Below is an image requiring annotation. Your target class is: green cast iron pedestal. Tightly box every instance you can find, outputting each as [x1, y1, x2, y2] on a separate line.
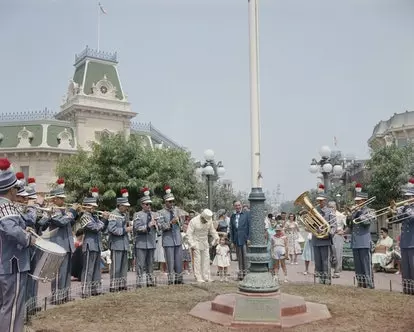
[239, 187, 280, 293]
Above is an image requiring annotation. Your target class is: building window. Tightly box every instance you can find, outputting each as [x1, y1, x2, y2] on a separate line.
[20, 166, 29, 180]
[397, 138, 407, 147]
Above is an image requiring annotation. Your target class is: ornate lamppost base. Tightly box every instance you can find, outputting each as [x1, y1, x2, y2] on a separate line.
[238, 187, 279, 293]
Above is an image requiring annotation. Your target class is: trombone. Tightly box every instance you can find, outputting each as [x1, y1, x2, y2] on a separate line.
[344, 196, 376, 217]
[386, 197, 414, 224]
[14, 202, 56, 214]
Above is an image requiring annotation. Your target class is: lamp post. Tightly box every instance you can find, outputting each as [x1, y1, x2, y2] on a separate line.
[195, 149, 226, 211]
[309, 145, 343, 192]
[238, 0, 279, 294]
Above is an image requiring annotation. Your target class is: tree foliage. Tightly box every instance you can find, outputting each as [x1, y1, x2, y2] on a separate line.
[56, 134, 200, 211]
[365, 144, 414, 209]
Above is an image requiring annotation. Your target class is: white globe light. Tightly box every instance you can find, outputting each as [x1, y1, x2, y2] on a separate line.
[203, 165, 214, 175]
[309, 164, 319, 174]
[217, 166, 226, 176]
[319, 145, 331, 158]
[333, 164, 343, 176]
[322, 162, 333, 173]
[195, 167, 203, 176]
[204, 149, 215, 161]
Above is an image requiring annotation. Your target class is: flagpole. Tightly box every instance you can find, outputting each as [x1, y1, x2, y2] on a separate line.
[97, 3, 101, 51]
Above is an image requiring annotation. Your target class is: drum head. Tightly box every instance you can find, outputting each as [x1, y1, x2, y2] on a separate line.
[35, 238, 67, 256]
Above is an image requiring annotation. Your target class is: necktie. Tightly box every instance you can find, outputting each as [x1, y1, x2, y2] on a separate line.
[170, 210, 174, 227]
[147, 212, 151, 232]
[235, 213, 240, 228]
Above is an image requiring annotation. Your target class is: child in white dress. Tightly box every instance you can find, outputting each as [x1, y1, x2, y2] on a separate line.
[213, 237, 231, 281]
[271, 225, 289, 283]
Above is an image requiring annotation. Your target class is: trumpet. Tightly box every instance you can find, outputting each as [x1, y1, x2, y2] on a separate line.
[97, 210, 125, 220]
[14, 202, 56, 214]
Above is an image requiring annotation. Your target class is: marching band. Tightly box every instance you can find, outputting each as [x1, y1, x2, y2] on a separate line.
[0, 156, 414, 332]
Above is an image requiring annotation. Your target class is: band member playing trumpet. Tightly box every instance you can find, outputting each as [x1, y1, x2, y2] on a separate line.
[158, 186, 184, 285]
[346, 191, 376, 289]
[80, 195, 108, 297]
[312, 193, 337, 285]
[0, 158, 36, 332]
[108, 189, 132, 292]
[389, 188, 414, 295]
[38, 179, 79, 304]
[133, 187, 158, 287]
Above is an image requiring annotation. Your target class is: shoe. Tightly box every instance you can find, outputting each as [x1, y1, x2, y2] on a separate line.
[224, 277, 228, 282]
[284, 278, 288, 283]
[332, 274, 340, 278]
[196, 280, 205, 283]
[303, 271, 308, 275]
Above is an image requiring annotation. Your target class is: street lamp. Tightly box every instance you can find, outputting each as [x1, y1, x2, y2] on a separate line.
[195, 149, 226, 211]
[309, 145, 343, 192]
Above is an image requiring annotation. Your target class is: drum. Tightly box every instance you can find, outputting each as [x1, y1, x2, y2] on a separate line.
[30, 237, 67, 282]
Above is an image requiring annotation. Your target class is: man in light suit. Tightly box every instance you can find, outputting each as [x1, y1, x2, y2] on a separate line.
[108, 190, 133, 292]
[229, 200, 251, 280]
[80, 196, 108, 297]
[346, 191, 376, 289]
[38, 183, 79, 304]
[133, 188, 158, 287]
[0, 158, 36, 332]
[312, 193, 337, 285]
[158, 186, 183, 285]
[186, 209, 219, 283]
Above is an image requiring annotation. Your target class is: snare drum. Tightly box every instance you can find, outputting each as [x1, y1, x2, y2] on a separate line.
[30, 237, 67, 282]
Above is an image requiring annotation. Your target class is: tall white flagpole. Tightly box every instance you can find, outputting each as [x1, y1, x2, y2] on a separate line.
[97, 3, 101, 51]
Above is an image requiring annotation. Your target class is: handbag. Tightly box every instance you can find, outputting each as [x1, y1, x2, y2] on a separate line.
[297, 233, 305, 243]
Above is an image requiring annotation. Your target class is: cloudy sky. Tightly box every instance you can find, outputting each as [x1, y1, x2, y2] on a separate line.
[1, 0, 414, 201]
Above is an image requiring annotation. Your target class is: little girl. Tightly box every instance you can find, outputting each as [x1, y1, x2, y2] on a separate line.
[213, 237, 231, 281]
[271, 225, 289, 283]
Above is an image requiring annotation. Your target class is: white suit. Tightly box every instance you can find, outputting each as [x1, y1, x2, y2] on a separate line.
[186, 213, 219, 282]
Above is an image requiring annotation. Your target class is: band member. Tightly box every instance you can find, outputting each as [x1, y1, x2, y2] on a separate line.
[38, 179, 79, 304]
[346, 191, 376, 289]
[0, 158, 36, 332]
[229, 200, 251, 280]
[108, 189, 132, 292]
[80, 195, 108, 297]
[186, 209, 219, 283]
[312, 193, 337, 285]
[24, 181, 44, 315]
[391, 189, 414, 295]
[133, 187, 158, 287]
[158, 186, 183, 285]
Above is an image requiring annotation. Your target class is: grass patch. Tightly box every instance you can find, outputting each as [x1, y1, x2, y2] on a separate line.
[29, 282, 414, 332]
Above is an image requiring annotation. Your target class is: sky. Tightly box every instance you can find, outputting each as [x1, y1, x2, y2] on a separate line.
[1, 0, 414, 201]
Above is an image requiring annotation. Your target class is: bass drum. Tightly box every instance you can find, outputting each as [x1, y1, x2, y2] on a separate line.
[30, 237, 67, 282]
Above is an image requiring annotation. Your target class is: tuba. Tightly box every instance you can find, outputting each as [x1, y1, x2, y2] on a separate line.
[294, 191, 331, 239]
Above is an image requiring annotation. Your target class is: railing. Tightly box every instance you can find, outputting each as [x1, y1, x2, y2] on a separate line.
[75, 46, 118, 65]
[130, 121, 183, 149]
[0, 108, 57, 122]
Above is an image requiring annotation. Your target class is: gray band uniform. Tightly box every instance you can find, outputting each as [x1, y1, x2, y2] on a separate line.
[312, 193, 337, 285]
[347, 192, 375, 289]
[80, 197, 107, 297]
[0, 166, 32, 332]
[158, 188, 183, 285]
[108, 197, 130, 291]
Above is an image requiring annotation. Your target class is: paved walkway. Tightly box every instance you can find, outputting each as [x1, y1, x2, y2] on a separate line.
[35, 260, 403, 303]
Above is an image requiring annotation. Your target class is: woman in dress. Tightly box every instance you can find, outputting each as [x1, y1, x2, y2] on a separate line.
[284, 213, 301, 264]
[301, 230, 314, 275]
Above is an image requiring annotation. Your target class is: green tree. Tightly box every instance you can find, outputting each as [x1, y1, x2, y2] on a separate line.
[365, 144, 414, 209]
[56, 133, 200, 211]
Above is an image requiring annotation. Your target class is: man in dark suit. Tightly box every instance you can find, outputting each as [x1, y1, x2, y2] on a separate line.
[229, 200, 251, 280]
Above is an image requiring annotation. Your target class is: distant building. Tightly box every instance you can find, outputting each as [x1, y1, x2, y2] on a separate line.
[0, 47, 182, 192]
[368, 110, 414, 149]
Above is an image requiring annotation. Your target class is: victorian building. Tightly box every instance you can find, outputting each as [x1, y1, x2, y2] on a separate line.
[0, 47, 182, 192]
[368, 110, 414, 148]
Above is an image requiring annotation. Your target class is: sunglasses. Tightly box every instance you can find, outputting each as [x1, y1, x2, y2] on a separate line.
[143, 203, 151, 206]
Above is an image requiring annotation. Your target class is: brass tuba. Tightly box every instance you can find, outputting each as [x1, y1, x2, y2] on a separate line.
[294, 191, 331, 239]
